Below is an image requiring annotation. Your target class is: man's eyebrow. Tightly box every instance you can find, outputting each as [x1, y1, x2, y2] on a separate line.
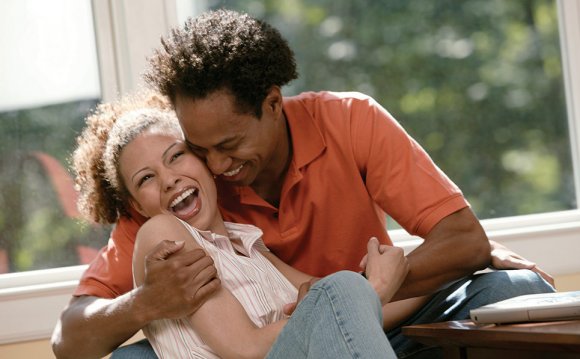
[186, 136, 239, 149]
[216, 135, 239, 147]
[185, 139, 198, 148]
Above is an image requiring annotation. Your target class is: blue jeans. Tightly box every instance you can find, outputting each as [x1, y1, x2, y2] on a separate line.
[267, 270, 397, 358]
[387, 269, 555, 359]
[111, 269, 554, 359]
[110, 338, 158, 359]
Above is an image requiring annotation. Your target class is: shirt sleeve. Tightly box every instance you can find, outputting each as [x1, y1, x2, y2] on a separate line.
[73, 216, 141, 298]
[349, 94, 469, 237]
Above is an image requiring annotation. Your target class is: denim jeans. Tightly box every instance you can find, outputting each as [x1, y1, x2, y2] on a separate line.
[110, 338, 158, 359]
[387, 269, 555, 359]
[266, 270, 397, 358]
[111, 269, 554, 359]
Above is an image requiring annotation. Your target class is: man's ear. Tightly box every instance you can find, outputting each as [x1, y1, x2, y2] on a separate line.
[128, 198, 148, 218]
[264, 86, 283, 115]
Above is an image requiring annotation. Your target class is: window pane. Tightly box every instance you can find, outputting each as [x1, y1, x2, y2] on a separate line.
[0, 0, 110, 274]
[190, 0, 575, 221]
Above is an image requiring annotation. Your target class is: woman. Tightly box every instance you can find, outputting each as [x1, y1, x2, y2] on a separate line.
[73, 90, 407, 358]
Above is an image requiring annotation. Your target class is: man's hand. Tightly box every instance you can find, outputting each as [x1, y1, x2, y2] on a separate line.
[363, 237, 409, 304]
[135, 240, 221, 321]
[489, 240, 554, 287]
[283, 277, 319, 316]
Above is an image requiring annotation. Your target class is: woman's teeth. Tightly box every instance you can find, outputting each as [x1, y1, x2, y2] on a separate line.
[223, 163, 244, 177]
[170, 188, 195, 209]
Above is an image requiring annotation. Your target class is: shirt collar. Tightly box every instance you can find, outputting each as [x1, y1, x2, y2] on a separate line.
[197, 222, 263, 256]
[283, 94, 326, 169]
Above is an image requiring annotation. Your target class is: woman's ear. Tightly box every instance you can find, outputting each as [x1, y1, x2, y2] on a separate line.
[128, 198, 148, 218]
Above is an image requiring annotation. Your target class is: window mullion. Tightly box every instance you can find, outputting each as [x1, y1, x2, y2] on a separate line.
[558, 0, 580, 208]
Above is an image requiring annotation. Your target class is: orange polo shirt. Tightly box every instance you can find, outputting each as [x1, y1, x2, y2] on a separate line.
[75, 91, 468, 298]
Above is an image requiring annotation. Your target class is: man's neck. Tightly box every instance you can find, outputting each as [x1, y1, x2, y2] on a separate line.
[250, 112, 292, 208]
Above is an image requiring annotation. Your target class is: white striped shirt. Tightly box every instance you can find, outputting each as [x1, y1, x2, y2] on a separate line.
[142, 221, 298, 358]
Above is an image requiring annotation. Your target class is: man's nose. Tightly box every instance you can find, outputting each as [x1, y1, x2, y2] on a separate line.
[206, 150, 232, 175]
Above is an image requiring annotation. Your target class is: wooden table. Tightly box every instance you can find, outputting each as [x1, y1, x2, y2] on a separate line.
[402, 320, 580, 359]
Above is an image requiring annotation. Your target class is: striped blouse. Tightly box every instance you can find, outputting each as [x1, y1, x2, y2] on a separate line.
[142, 221, 299, 358]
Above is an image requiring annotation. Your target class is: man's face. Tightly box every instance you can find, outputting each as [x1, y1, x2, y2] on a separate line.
[174, 89, 284, 187]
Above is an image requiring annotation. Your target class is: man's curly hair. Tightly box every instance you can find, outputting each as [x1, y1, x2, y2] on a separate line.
[145, 9, 298, 118]
[72, 90, 177, 224]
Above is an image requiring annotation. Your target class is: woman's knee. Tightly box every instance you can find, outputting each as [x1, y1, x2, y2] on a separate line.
[314, 271, 380, 307]
[317, 271, 369, 293]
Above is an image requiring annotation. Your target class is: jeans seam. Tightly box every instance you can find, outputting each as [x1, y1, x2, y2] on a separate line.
[317, 281, 360, 358]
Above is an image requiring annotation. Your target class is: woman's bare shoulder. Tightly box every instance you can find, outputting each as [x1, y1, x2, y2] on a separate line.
[137, 214, 191, 242]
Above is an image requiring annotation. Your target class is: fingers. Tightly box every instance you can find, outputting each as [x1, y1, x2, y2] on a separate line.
[190, 276, 221, 307]
[147, 240, 186, 261]
[297, 280, 312, 301]
[359, 254, 368, 270]
[492, 255, 535, 270]
[531, 266, 555, 287]
[283, 302, 297, 316]
[367, 237, 380, 257]
[287, 277, 320, 316]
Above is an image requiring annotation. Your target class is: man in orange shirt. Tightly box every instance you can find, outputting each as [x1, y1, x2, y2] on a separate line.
[52, 10, 554, 359]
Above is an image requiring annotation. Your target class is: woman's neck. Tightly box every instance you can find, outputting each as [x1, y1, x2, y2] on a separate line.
[205, 213, 229, 238]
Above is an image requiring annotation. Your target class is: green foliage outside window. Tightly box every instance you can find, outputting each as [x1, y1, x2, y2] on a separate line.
[0, 100, 110, 273]
[209, 0, 574, 220]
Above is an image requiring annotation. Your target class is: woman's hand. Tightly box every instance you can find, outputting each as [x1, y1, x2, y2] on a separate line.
[362, 237, 409, 305]
[282, 277, 320, 316]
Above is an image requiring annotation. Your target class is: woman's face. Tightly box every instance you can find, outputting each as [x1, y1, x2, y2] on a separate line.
[119, 130, 222, 232]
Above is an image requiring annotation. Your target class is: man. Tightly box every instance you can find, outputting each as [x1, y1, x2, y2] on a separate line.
[52, 9, 554, 359]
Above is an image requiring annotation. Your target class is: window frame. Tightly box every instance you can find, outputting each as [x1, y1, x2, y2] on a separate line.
[0, 0, 579, 345]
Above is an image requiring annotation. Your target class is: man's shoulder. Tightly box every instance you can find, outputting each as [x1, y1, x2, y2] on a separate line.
[113, 214, 146, 244]
[286, 91, 374, 107]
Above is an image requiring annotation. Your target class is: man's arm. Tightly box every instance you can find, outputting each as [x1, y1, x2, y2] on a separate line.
[51, 241, 220, 359]
[52, 294, 149, 359]
[391, 207, 491, 301]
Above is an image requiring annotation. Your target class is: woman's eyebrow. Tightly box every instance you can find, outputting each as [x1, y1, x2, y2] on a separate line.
[162, 142, 180, 159]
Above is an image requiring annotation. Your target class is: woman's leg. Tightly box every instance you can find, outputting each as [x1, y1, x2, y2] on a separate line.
[110, 339, 158, 359]
[267, 270, 396, 359]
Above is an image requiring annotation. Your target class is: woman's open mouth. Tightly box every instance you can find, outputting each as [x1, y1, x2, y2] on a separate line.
[169, 187, 200, 219]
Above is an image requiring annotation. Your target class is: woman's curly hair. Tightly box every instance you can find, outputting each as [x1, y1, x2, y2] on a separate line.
[145, 9, 298, 118]
[72, 90, 178, 224]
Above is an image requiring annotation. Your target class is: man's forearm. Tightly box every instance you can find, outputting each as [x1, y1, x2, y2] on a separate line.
[391, 207, 491, 301]
[52, 291, 151, 359]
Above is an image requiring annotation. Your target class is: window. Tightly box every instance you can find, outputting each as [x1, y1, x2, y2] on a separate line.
[0, 0, 110, 274]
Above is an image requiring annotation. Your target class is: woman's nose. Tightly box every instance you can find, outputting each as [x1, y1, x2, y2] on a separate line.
[162, 173, 180, 191]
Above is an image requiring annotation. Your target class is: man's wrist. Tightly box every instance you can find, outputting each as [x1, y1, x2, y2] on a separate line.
[129, 286, 157, 326]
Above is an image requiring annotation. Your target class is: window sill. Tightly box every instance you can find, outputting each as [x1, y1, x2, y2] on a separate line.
[1, 210, 579, 345]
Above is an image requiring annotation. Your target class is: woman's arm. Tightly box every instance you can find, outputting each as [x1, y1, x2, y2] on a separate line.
[381, 295, 432, 330]
[260, 251, 314, 287]
[53, 240, 219, 359]
[134, 215, 287, 359]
